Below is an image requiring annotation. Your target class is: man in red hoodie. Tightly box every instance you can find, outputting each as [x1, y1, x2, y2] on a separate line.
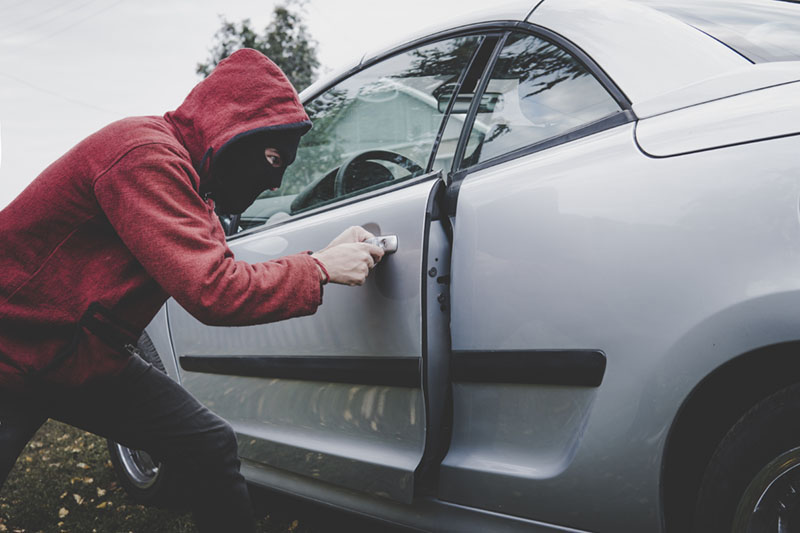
[0, 49, 383, 532]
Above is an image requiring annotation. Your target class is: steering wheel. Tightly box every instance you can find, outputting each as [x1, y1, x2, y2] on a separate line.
[334, 150, 425, 197]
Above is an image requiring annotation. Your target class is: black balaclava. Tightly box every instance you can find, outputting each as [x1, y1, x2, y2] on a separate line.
[202, 126, 307, 214]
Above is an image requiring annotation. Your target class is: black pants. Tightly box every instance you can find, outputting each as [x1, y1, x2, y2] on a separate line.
[0, 355, 256, 532]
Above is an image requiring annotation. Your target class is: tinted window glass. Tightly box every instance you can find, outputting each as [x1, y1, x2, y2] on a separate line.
[459, 32, 621, 168]
[637, 0, 800, 63]
[238, 35, 482, 230]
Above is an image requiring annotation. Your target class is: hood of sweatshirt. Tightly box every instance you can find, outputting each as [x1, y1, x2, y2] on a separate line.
[164, 48, 312, 187]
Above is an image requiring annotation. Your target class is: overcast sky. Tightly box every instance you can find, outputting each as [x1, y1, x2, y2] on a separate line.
[0, 0, 509, 209]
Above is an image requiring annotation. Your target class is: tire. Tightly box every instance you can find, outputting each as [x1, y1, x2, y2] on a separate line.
[694, 382, 800, 533]
[106, 332, 185, 509]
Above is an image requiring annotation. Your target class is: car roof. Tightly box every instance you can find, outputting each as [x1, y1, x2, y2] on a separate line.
[528, 0, 750, 104]
[301, 0, 752, 107]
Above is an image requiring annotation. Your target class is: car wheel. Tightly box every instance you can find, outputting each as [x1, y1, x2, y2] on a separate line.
[106, 332, 184, 508]
[694, 382, 800, 533]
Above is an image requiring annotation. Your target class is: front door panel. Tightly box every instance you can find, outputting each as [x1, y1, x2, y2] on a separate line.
[169, 179, 437, 503]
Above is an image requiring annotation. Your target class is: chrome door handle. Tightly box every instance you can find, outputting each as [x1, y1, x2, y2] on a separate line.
[366, 235, 398, 254]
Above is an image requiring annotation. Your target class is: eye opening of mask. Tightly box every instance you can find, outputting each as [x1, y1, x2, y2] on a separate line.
[210, 120, 311, 176]
[264, 148, 283, 169]
[202, 121, 311, 215]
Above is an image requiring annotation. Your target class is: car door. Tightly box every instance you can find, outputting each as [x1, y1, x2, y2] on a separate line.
[166, 33, 488, 504]
[436, 27, 639, 524]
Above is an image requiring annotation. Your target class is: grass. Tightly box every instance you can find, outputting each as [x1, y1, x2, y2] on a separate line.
[0, 420, 328, 533]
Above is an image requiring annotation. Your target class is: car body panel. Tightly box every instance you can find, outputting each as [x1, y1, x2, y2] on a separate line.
[528, 0, 749, 104]
[445, 120, 800, 531]
[241, 458, 591, 533]
[169, 178, 442, 503]
[635, 81, 800, 157]
[632, 61, 800, 118]
[634, 0, 800, 64]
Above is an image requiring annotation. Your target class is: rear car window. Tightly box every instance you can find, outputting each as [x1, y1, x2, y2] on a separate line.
[458, 31, 621, 168]
[637, 0, 800, 63]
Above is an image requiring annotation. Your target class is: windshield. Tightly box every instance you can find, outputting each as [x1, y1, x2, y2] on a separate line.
[636, 0, 800, 63]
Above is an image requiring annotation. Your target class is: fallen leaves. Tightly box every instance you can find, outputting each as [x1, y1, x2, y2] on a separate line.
[1, 420, 314, 532]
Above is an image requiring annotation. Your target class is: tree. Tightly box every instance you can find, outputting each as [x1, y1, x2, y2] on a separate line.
[196, 1, 320, 92]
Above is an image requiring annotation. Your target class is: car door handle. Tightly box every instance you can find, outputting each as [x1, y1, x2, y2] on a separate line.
[366, 235, 398, 254]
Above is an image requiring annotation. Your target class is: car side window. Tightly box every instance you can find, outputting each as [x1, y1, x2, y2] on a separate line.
[237, 35, 483, 231]
[458, 31, 622, 168]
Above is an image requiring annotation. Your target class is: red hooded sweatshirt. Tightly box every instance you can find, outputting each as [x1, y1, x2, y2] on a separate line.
[0, 49, 322, 389]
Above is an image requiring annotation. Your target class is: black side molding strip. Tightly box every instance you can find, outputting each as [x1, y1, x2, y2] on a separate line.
[179, 355, 421, 388]
[452, 350, 606, 387]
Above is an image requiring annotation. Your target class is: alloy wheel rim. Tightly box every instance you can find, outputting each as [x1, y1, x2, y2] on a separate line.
[733, 446, 800, 533]
[114, 443, 160, 490]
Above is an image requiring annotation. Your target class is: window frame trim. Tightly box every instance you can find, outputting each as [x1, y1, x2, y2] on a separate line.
[425, 33, 498, 174]
[450, 32, 509, 175]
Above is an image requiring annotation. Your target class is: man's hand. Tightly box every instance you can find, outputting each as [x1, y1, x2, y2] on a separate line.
[321, 226, 375, 250]
[311, 226, 385, 286]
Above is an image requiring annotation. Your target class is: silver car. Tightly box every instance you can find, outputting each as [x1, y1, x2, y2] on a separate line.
[107, 1, 800, 531]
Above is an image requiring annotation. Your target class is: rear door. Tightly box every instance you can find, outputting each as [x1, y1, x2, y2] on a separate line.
[437, 27, 638, 524]
[167, 34, 487, 504]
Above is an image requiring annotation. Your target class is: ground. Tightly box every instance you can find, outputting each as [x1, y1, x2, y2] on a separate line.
[0, 419, 325, 533]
